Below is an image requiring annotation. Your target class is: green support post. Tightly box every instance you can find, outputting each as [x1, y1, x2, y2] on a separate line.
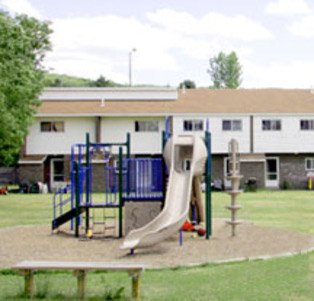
[74, 161, 80, 238]
[162, 130, 167, 151]
[118, 146, 123, 238]
[205, 131, 212, 239]
[85, 133, 90, 234]
[126, 132, 131, 159]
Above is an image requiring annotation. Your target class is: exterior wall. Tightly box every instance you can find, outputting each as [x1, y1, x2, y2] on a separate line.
[254, 115, 314, 153]
[18, 164, 44, 183]
[279, 154, 311, 189]
[92, 163, 106, 192]
[212, 156, 265, 189]
[240, 161, 265, 188]
[211, 155, 224, 183]
[26, 117, 96, 155]
[101, 117, 165, 155]
[172, 115, 250, 154]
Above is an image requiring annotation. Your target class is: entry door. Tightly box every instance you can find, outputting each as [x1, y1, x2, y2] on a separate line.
[266, 157, 279, 188]
[224, 157, 231, 189]
[50, 158, 65, 190]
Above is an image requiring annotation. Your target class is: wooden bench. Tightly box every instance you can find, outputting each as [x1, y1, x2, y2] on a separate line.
[14, 261, 145, 300]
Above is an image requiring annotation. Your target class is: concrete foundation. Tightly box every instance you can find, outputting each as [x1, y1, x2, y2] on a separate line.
[124, 201, 162, 235]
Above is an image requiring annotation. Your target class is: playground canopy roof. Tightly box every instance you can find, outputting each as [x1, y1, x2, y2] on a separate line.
[37, 88, 314, 116]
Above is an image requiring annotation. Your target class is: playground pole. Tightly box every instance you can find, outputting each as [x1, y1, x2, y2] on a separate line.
[126, 132, 131, 159]
[126, 132, 131, 196]
[85, 133, 90, 234]
[205, 131, 212, 239]
[162, 130, 167, 150]
[74, 161, 80, 238]
[118, 146, 123, 238]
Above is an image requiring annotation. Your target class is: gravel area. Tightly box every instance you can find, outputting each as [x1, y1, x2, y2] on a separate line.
[1, 219, 313, 269]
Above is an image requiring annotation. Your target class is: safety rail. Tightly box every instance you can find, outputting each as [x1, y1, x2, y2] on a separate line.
[122, 157, 164, 201]
[52, 184, 71, 224]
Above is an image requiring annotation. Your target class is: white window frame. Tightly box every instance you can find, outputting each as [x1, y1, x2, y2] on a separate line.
[222, 119, 242, 131]
[300, 120, 314, 131]
[40, 121, 64, 133]
[134, 120, 159, 132]
[183, 120, 204, 132]
[305, 158, 314, 171]
[262, 119, 281, 131]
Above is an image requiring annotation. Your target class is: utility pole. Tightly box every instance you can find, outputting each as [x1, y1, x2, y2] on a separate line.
[129, 48, 136, 86]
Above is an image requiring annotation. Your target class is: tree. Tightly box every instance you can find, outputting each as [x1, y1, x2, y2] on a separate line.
[207, 51, 242, 89]
[93, 75, 120, 87]
[0, 12, 52, 165]
[179, 79, 196, 89]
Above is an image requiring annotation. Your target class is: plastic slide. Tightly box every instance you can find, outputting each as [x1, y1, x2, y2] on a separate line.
[120, 135, 207, 250]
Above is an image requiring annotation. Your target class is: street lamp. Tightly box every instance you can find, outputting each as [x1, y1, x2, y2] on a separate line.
[128, 48, 136, 86]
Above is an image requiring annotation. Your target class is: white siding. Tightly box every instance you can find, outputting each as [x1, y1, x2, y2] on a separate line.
[101, 117, 165, 154]
[254, 116, 314, 153]
[26, 117, 96, 155]
[172, 116, 250, 154]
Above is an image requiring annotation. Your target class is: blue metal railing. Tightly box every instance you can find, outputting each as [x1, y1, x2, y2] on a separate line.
[52, 184, 71, 223]
[122, 158, 164, 201]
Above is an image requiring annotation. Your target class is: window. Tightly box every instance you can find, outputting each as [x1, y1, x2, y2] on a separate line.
[300, 120, 314, 130]
[40, 121, 64, 132]
[135, 121, 159, 132]
[222, 120, 242, 131]
[183, 120, 203, 131]
[305, 158, 314, 171]
[262, 119, 281, 131]
[52, 159, 65, 182]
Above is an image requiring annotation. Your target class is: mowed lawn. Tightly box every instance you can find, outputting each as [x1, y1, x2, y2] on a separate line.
[0, 191, 313, 300]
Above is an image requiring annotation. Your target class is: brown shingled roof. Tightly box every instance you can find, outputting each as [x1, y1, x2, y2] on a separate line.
[37, 89, 314, 115]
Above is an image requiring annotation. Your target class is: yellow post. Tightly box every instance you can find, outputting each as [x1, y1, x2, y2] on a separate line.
[309, 177, 312, 190]
[129, 271, 141, 300]
[23, 269, 35, 298]
[74, 270, 86, 300]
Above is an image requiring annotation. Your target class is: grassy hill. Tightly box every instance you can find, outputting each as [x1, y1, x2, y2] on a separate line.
[43, 73, 124, 87]
[44, 73, 172, 88]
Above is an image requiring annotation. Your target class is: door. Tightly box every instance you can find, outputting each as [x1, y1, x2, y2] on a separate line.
[224, 157, 231, 189]
[50, 158, 66, 190]
[266, 157, 279, 188]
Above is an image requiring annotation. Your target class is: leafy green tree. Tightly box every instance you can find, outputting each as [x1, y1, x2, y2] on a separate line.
[207, 51, 242, 89]
[94, 75, 120, 87]
[179, 79, 196, 89]
[0, 12, 52, 165]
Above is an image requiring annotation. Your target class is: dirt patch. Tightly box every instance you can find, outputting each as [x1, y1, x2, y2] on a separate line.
[1, 219, 313, 269]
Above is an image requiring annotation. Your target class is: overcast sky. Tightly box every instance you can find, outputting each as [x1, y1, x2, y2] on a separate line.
[1, 0, 314, 88]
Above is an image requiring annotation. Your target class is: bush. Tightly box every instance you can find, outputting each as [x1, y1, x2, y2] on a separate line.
[282, 180, 290, 190]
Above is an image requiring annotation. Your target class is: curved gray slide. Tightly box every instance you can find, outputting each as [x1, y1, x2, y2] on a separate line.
[120, 135, 207, 250]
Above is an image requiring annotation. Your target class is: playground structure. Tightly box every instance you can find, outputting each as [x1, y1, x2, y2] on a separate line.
[121, 135, 208, 250]
[51, 123, 213, 247]
[225, 139, 243, 236]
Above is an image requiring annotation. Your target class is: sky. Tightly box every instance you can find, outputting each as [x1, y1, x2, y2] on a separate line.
[1, 0, 314, 88]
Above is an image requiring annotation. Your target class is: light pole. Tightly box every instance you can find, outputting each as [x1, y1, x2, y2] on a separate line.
[128, 48, 136, 86]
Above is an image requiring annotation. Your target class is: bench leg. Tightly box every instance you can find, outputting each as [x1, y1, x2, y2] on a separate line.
[131, 274, 141, 300]
[74, 270, 86, 300]
[23, 269, 35, 298]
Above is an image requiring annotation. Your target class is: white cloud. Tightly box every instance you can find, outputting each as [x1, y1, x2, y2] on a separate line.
[147, 9, 274, 42]
[288, 15, 314, 37]
[44, 9, 273, 83]
[243, 59, 314, 88]
[265, 0, 311, 16]
[0, 0, 42, 18]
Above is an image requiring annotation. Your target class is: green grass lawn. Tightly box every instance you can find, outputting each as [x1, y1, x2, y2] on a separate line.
[0, 191, 313, 300]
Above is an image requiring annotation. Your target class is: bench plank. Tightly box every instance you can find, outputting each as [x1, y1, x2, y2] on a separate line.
[14, 261, 144, 300]
[15, 261, 144, 271]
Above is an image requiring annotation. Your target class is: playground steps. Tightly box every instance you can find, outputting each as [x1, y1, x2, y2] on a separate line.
[52, 206, 86, 230]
